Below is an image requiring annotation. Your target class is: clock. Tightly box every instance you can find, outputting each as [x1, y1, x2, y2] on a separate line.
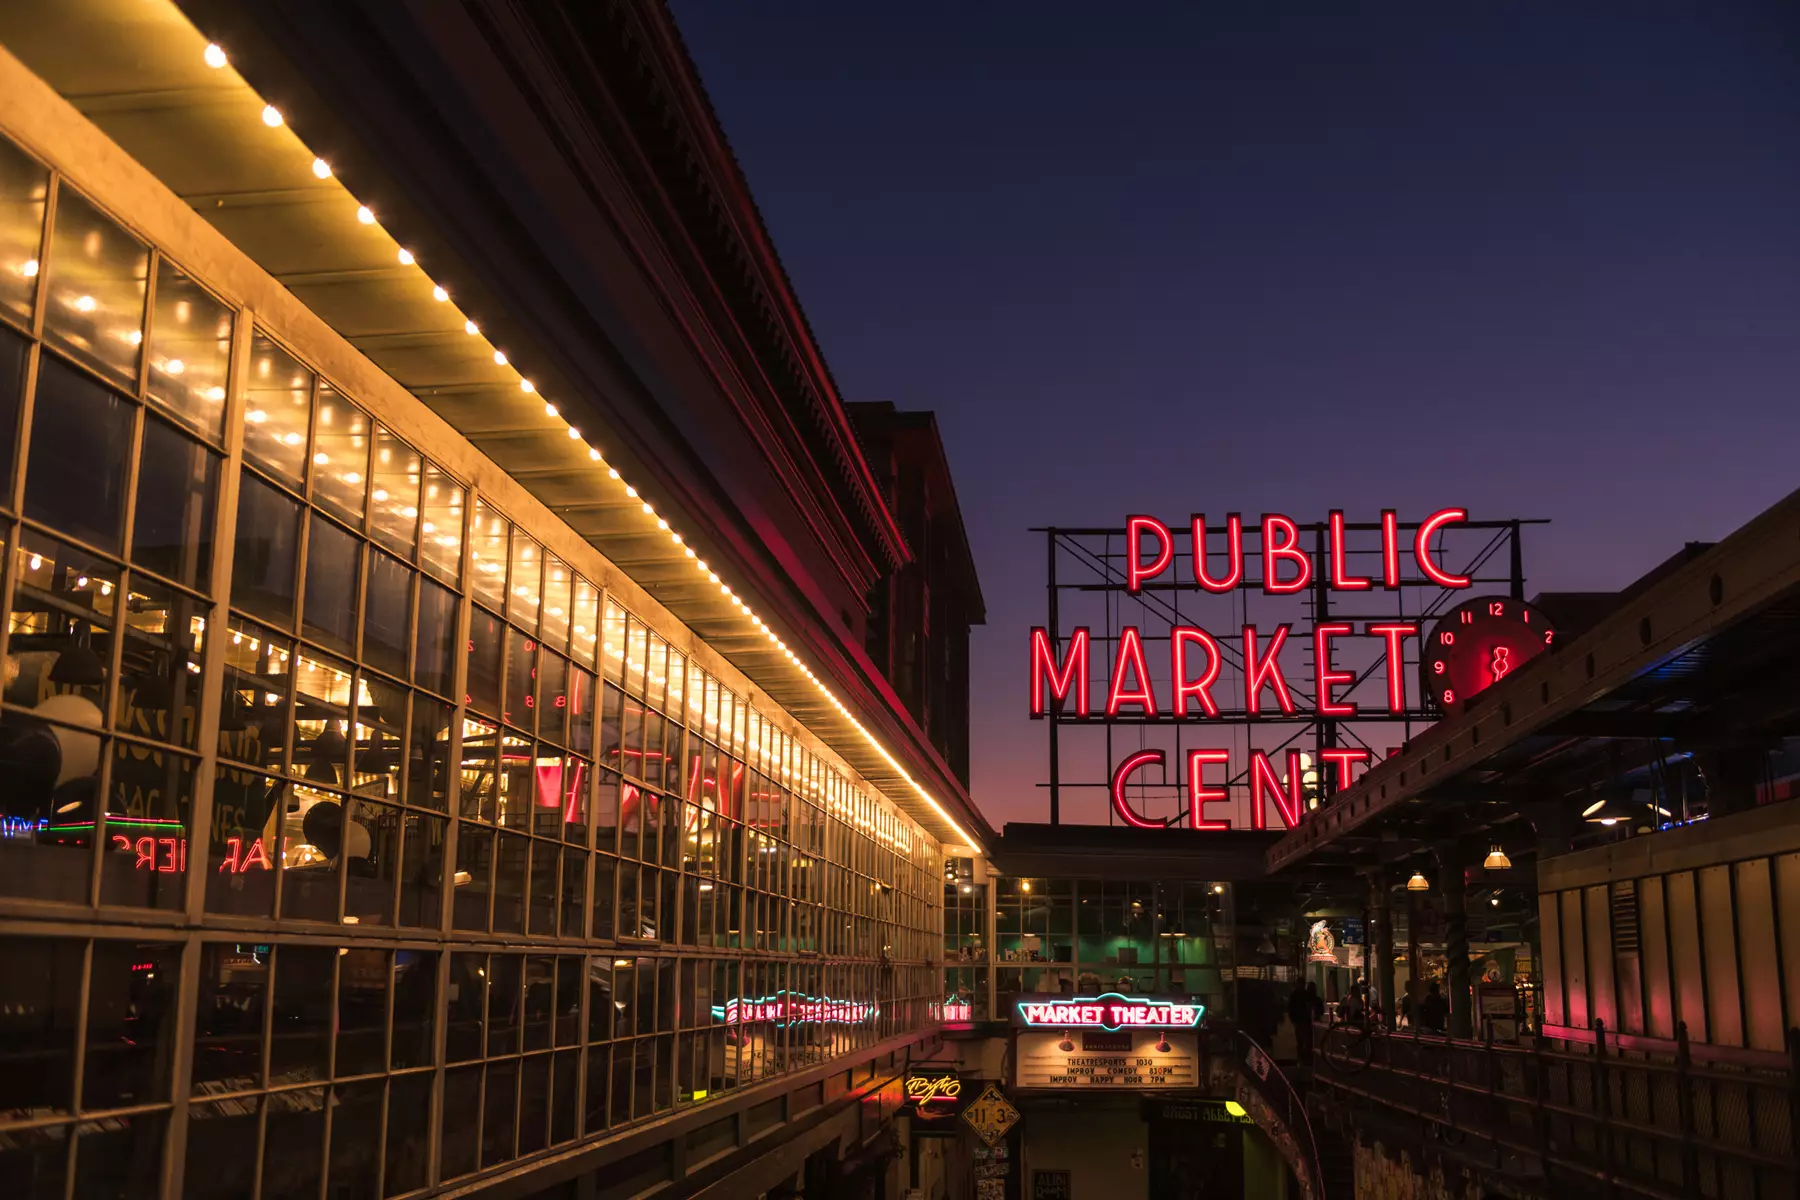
[1420, 596, 1556, 711]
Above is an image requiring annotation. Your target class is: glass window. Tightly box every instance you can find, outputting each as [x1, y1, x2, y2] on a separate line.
[219, 620, 290, 770]
[192, 942, 266, 1093]
[301, 513, 359, 655]
[24, 354, 133, 552]
[537, 652, 568, 746]
[466, 607, 502, 716]
[132, 415, 219, 589]
[327, 1079, 382, 1197]
[571, 575, 599, 668]
[351, 673, 405, 800]
[541, 554, 572, 652]
[0, 935, 82, 1120]
[186, 1100, 259, 1200]
[311, 384, 368, 526]
[8, 527, 117, 716]
[242, 332, 312, 487]
[362, 549, 411, 680]
[419, 462, 462, 584]
[146, 258, 231, 440]
[0, 325, 27, 502]
[99, 744, 196, 909]
[269, 944, 335, 1085]
[452, 823, 493, 931]
[405, 695, 453, 811]
[231, 474, 301, 628]
[83, 939, 178, 1109]
[76, 1111, 167, 1197]
[43, 186, 147, 387]
[335, 948, 388, 1076]
[392, 950, 436, 1069]
[414, 575, 456, 697]
[262, 1087, 324, 1200]
[569, 667, 595, 758]
[504, 626, 536, 731]
[386, 1073, 431, 1195]
[369, 425, 420, 557]
[398, 811, 445, 928]
[468, 499, 506, 609]
[509, 531, 541, 628]
[0, 137, 46, 328]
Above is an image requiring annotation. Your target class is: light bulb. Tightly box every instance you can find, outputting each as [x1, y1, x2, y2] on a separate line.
[261, 105, 283, 128]
[397, 248, 414, 266]
[464, 320, 479, 336]
[493, 350, 507, 366]
[312, 158, 331, 179]
[432, 285, 448, 302]
[204, 43, 228, 69]
[357, 205, 375, 225]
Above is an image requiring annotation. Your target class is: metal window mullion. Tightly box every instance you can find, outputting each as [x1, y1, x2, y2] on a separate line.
[63, 936, 94, 1200]
[424, 943, 450, 1190]
[317, 942, 341, 1198]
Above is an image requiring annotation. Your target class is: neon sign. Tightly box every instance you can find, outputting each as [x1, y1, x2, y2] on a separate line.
[713, 992, 876, 1026]
[905, 1069, 963, 1116]
[1015, 992, 1205, 1031]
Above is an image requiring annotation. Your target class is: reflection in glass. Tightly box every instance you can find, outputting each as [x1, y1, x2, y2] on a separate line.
[25, 354, 133, 552]
[84, 940, 178, 1108]
[301, 513, 359, 655]
[345, 799, 399, 927]
[231, 475, 300, 628]
[133, 416, 219, 589]
[541, 554, 572, 652]
[361, 549, 411, 680]
[43, 186, 147, 387]
[392, 951, 436, 1069]
[405, 696, 453, 811]
[335, 947, 388, 1076]
[351, 672, 405, 799]
[570, 575, 599, 668]
[186, 1100, 259, 1200]
[0, 936, 81, 1119]
[261, 1086, 324, 1200]
[0, 326, 28, 501]
[269, 944, 335, 1085]
[220, 619, 290, 770]
[452, 823, 492, 931]
[146, 258, 231, 439]
[98, 744, 195, 909]
[414, 575, 456, 697]
[466, 608, 502, 716]
[0, 136, 46, 326]
[369, 425, 421, 557]
[242, 332, 313, 486]
[311, 384, 369, 526]
[504, 626, 537, 732]
[192, 942, 266, 1092]
[509, 531, 541, 627]
[468, 499, 507, 609]
[419, 462, 463, 584]
[387, 1072, 432, 1195]
[398, 812, 445, 928]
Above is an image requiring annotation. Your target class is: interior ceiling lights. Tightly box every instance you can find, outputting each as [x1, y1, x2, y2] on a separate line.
[198, 39, 976, 852]
[1406, 871, 1430, 891]
[1482, 845, 1511, 870]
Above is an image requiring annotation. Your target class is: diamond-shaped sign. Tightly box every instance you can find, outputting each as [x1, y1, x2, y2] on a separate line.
[961, 1083, 1020, 1147]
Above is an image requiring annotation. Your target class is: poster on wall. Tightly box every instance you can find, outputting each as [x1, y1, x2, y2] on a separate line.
[1032, 1169, 1072, 1200]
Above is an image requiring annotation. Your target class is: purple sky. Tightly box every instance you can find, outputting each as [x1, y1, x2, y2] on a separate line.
[670, 1, 1800, 828]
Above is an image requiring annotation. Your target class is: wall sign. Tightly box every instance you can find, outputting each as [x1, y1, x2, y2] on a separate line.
[962, 1084, 1022, 1147]
[1016, 1028, 1199, 1090]
[713, 992, 875, 1026]
[1420, 595, 1555, 710]
[1015, 992, 1204, 1030]
[904, 1068, 964, 1119]
[1032, 1169, 1072, 1200]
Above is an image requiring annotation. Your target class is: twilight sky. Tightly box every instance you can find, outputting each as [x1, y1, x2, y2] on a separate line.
[670, 1, 1800, 829]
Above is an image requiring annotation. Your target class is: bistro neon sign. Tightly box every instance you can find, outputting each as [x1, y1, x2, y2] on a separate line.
[1017, 992, 1205, 1031]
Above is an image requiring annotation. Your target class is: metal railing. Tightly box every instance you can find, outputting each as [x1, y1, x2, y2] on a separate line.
[1310, 1017, 1799, 1198]
[1211, 1023, 1327, 1200]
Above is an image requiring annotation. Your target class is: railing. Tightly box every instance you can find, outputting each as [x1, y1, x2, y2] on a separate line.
[1213, 1023, 1327, 1200]
[1310, 1017, 1798, 1199]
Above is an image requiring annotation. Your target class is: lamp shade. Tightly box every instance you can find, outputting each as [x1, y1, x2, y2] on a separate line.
[1581, 794, 1639, 826]
[1406, 871, 1430, 892]
[1483, 845, 1512, 870]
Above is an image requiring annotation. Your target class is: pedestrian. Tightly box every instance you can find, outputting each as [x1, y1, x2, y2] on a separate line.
[1288, 980, 1324, 1065]
[1418, 981, 1448, 1034]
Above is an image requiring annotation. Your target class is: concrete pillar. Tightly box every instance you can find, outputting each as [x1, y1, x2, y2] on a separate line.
[1437, 845, 1472, 1039]
[1370, 873, 1396, 1031]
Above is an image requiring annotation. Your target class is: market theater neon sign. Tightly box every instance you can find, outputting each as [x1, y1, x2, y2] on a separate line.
[1031, 509, 1475, 830]
[1017, 993, 1205, 1031]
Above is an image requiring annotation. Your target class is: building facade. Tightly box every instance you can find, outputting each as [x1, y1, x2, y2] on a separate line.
[0, 3, 987, 1197]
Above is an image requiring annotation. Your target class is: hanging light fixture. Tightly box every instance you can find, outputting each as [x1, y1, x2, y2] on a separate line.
[1483, 845, 1512, 870]
[1407, 870, 1430, 892]
[1581, 793, 1639, 826]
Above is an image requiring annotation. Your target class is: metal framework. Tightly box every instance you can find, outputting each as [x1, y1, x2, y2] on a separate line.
[1035, 518, 1542, 827]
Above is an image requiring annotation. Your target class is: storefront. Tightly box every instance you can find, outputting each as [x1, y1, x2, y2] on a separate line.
[0, 4, 985, 1196]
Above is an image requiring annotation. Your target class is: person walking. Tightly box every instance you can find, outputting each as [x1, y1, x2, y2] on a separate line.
[1418, 981, 1449, 1034]
[1288, 980, 1324, 1066]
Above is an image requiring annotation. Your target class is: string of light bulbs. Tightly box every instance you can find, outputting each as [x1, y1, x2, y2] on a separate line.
[203, 40, 978, 851]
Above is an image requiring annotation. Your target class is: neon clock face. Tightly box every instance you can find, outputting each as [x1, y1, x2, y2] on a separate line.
[1420, 596, 1555, 711]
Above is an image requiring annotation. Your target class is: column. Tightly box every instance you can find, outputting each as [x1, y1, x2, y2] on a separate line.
[1437, 844, 1472, 1039]
[1371, 873, 1396, 1031]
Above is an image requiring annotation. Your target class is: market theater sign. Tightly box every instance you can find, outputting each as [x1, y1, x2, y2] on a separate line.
[1029, 508, 1476, 831]
[1017, 993, 1205, 1030]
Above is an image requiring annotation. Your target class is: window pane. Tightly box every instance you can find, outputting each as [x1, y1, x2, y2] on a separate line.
[392, 951, 436, 1069]
[146, 258, 230, 440]
[368, 425, 420, 557]
[541, 554, 572, 652]
[459, 718, 498, 823]
[74, 1111, 166, 1199]
[486, 954, 521, 1056]
[468, 499, 506, 609]
[493, 830, 527, 934]
[327, 1078, 382, 1200]
[509, 531, 541, 627]
[311, 385, 368, 526]
[261, 1088, 324, 1200]
[83, 939, 178, 1108]
[466, 607, 502, 716]
[301, 513, 359, 655]
[186, 1100, 260, 1200]
[99, 745, 196, 909]
[242, 332, 312, 487]
[269, 944, 335, 1085]
[335, 948, 388, 1076]
[132, 415, 219, 589]
[504, 626, 536, 732]
[405, 695, 453, 811]
[414, 575, 456, 697]
[452, 823, 493, 932]
[398, 812, 445, 928]
[569, 667, 595, 758]
[0, 137, 46, 327]
[231, 475, 301, 628]
[537, 652, 568, 746]
[351, 673, 404, 801]
[291, 650, 353, 786]
[192, 942, 266, 1093]
[0, 935, 81, 1120]
[43, 186, 146, 388]
[570, 575, 598, 668]
[385, 1073, 432, 1194]
[344, 799, 398, 928]
[220, 620, 290, 770]
[362, 549, 411, 680]
[204, 768, 280, 916]
[419, 462, 462, 584]
[0, 326, 27, 505]
[24, 354, 132, 552]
